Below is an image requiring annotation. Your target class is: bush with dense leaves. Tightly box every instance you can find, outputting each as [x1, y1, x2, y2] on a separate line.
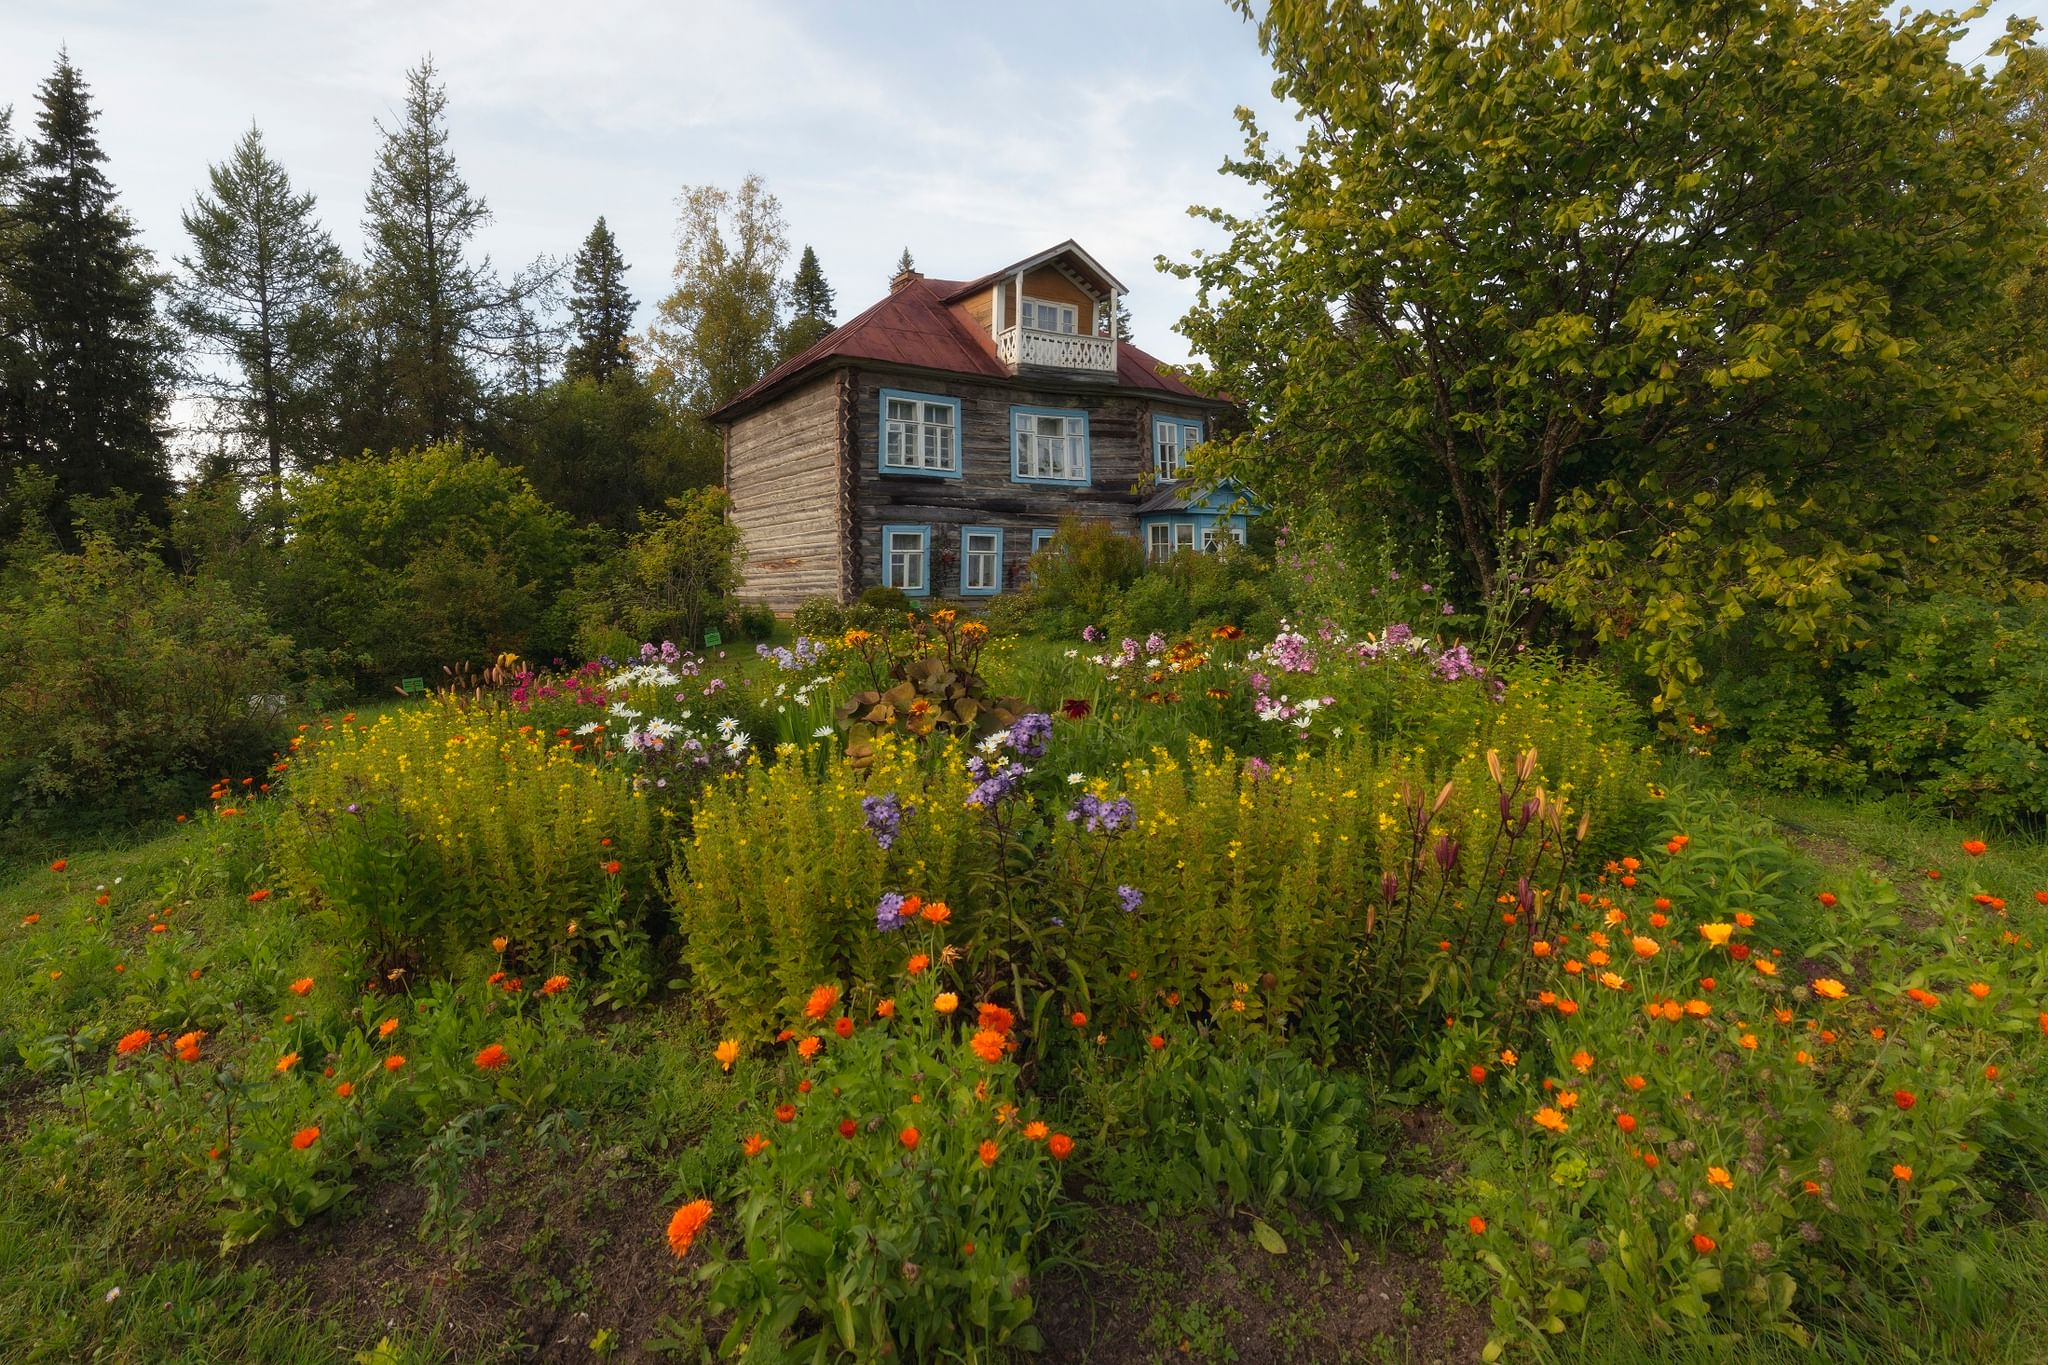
[0, 534, 293, 818]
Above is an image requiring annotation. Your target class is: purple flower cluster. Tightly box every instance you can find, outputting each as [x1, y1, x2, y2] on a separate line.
[1005, 712, 1053, 759]
[965, 755, 1029, 809]
[1117, 884, 1144, 913]
[1263, 629, 1317, 673]
[861, 792, 915, 850]
[1067, 792, 1135, 834]
[1431, 643, 1484, 682]
[757, 636, 829, 671]
[1081, 625, 1104, 643]
[875, 891, 908, 933]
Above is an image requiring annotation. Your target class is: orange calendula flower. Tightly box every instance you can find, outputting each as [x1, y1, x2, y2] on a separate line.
[797, 1036, 822, 1061]
[1533, 1107, 1569, 1133]
[1598, 971, 1627, 991]
[116, 1028, 153, 1056]
[1967, 982, 1990, 1000]
[1631, 936, 1660, 959]
[1961, 840, 1987, 857]
[289, 977, 314, 997]
[1531, 940, 1553, 958]
[275, 1051, 300, 1073]
[491, 936, 509, 953]
[1616, 1113, 1637, 1133]
[474, 1043, 509, 1070]
[899, 1126, 921, 1151]
[775, 1103, 796, 1123]
[378, 1018, 400, 1038]
[970, 1029, 1007, 1064]
[906, 955, 930, 976]
[834, 1016, 853, 1038]
[978, 1003, 1015, 1035]
[385, 1055, 407, 1071]
[876, 999, 897, 1018]
[1707, 1166, 1734, 1191]
[246, 889, 271, 903]
[934, 992, 959, 1015]
[978, 1139, 999, 1168]
[1070, 1010, 1088, 1027]
[1734, 911, 1755, 928]
[1754, 959, 1778, 977]
[714, 1039, 741, 1072]
[335, 1081, 354, 1098]
[1692, 1233, 1716, 1254]
[1048, 1132, 1074, 1160]
[1555, 999, 1580, 1017]
[291, 1125, 320, 1150]
[742, 1134, 769, 1158]
[1469, 1064, 1488, 1084]
[1499, 1048, 1518, 1067]
[1023, 1120, 1049, 1142]
[1556, 1090, 1579, 1110]
[1892, 1163, 1913, 1182]
[666, 1199, 712, 1258]
[1468, 1214, 1487, 1235]
[1625, 1073, 1647, 1091]
[1570, 1050, 1594, 1073]
[920, 901, 951, 925]
[804, 984, 841, 1020]
[603, 860, 622, 876]
[541, 974, 570, 995]
[1811, 978, 1847, 1000]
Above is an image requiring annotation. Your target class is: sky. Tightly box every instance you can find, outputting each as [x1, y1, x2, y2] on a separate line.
[1, 0, 1299, 371]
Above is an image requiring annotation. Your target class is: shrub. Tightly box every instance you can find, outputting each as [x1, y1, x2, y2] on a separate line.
[792, 596, 847, 639]
[702, 926, 1071, 1360]
[1105, 548, 1276, 642]
[275, 700, 661, 979]
[0, 534, 293, 817]
[274, 443, 586, 690]
[571, 487, 745, 653]
[1023, 517, 1143, 633]
[730, 602, 777, 641]
[855, 585, 914, 624]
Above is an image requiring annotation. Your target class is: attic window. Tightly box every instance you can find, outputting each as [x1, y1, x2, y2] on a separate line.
[1021, 298, 1078, 334]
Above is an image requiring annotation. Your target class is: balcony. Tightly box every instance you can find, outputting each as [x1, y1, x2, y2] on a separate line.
[996, 325, 1115, 374]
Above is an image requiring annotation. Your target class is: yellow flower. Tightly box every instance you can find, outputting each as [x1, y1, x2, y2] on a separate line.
[1698, 923, 1733, 947]
[715, 1039, 739, 1072]
[1534, 1107, 1569, 1133]
[934, 993, 959, 1015]
[1811, 978, 1848, 1000]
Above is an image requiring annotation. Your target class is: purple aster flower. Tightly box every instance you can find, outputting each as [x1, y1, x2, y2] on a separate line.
[1066, 793, 1135, 834]
[875, 892, 908, 933]
[1117, 885, 1144, 913]
[1005, 712, 1053, 759]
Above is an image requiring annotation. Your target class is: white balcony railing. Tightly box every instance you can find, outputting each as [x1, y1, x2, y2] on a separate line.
[996, 325, 1115, 373]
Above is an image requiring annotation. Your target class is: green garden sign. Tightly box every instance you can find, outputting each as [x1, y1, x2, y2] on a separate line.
[399, 676, 425, 696]
[701, 630, 722, 649]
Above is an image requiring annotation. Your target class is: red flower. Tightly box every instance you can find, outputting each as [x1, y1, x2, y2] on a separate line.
[833, 1016, 853, 1039]
[247, 889, 271, 903]
[899, 1126, 921, 1151]
[1691, 1234, 1716, 1254]
[474, 1043, 509, 1070]
[1818, 892, 1838, 907]
[1961, 840, 1987, 857]
[603, 860, 622, 876]
[1061, 698, 1091, 720]
[1467, 1215, 1487, 1235]
[1047, 1132, 1075, 1160]
[1894, 1089, 1916, 1111]
[540, 974, 570, 995]
[838, 1119, 857, 1139]
[291, 1126, 321, 1150]
[1148, 1034, 1165, 1051]
[775, 1104, 797, 1123]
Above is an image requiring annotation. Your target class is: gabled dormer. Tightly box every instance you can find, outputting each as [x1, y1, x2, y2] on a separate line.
[935, 241, 1126, 378]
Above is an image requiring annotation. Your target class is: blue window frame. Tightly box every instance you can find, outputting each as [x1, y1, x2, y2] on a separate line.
[1030, 528, 1057, 555]
[959, 525, 1003, 597]
[1152, 415, 1205, 482]
[1009, 405, 1090, 486]
[880, 523, 931, 596]
[879, 389, 962, 478]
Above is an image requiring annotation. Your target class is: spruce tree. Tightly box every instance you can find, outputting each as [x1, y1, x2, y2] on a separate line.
[5, 55, 173, 524]
[564, 216, 635, 383]
[778, 243, 835, 359]
[894, 246, 916, 279]
[174, 125, 347, 508]
[361, 58, 491, 445]
[0, 107, 31, 487]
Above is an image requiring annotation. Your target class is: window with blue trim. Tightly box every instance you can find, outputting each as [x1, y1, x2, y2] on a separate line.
[1030, 528, 1057, 554]
[960, 526, 1002, 596]
[1153, 416, 1204, 482]
[882, 525, 930, 594]
[1011, 406, 1088, 484]
[880, 391, 959, 476]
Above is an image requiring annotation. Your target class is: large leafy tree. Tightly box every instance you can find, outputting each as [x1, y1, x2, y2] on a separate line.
[174, 125, 348, 510]
[644, 174, 789, 416]
[513, 371, 717, 532]
[564, 217, 636, 384]
[1173, 1, 2046, 709]
[2, 55, 174, 527]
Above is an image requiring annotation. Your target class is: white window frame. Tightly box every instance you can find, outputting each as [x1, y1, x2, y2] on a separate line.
[1200, 525, 1246, 553]
[1021, 296, 1078, 334]
[883, 525, 929, 594]
[960, 526, 1002, 596]
[1011, 407, 1089, 484]
[880, 390, 960, 476]
[1153, 417, 1204, 482]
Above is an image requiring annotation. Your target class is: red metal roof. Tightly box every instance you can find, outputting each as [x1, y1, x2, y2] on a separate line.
[708, 273, 1221, 421]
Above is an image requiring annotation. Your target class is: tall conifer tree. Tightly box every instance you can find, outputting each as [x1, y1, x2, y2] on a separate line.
[564, 217, 635, 383]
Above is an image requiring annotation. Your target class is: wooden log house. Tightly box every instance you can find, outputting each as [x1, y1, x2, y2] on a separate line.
[707, 241, 1256, 612]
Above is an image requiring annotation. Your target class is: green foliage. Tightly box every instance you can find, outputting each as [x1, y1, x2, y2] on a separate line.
[792, 596, 847, 639]
[1105, 548, 1276, 642]
[1086, 1032, 1387, 1231]
[1020, 517, 1143, 633]
[0, 533, 293, 818]
[511, 371, 716, 532]
[274, 442, 584, 688]
[1845, 596, 2048, 822]
[274, 698, 662, 978]
[644, 174, 788, 415]
[835, 616, 1025, 765]
[1174, 0, 2047, 709]
[778, 243, 836, 361]
[568, 486, 745, 653]
[1713, 660, 1866, 794]
[706, 942, 1067, 1362]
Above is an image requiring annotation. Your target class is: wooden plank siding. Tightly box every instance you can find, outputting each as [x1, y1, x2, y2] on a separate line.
[725, 373, 844, 612]
[848, 367, 1217, 602]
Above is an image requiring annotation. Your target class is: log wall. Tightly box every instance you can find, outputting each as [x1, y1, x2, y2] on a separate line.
[725, 373, 843, 612]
